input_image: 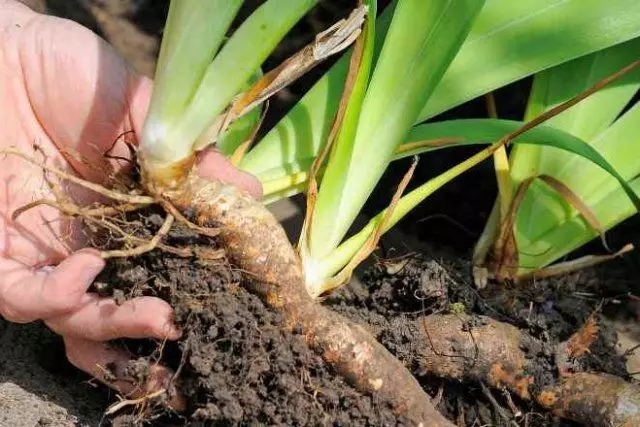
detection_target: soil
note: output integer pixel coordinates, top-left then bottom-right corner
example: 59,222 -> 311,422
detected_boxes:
92,210 -> 402,426
0,320 -> 107,427
3,1 -> 640,426
329,256 -> 630,426
88,208 -> 629,426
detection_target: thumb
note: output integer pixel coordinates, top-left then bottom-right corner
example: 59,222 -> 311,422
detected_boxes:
197,149 -> 263,200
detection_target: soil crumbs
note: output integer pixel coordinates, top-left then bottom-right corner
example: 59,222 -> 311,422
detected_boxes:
328,255 -> 629,427
98,212 -> 400,426
96,210 -> 632,427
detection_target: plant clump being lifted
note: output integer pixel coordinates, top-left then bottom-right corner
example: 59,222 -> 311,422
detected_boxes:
5,0 -> 640,425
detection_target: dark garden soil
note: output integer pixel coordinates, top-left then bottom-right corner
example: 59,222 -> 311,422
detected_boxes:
95,209 -> 403,426
91,206 -> 631,426
331,257 -> 631,427
3,1 -> 640,426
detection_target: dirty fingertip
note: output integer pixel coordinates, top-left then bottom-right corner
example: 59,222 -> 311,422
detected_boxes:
148,365 -> 187,411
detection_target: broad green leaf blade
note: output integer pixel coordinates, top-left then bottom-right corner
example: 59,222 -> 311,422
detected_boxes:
539,41 -> 640,144
418,0 -> 640,121
308,0 -> 485,261
242,0 -> 640,181
511,38 -> 640,186
319,115 -> 640,278
142,0 -> 242,151
398,119 -> 640,210
515,100 -> 640,246
401,114 -> 640,274
564,103 -> 640,209
240,4 -> 397,178
505,41 -> 640,245
518,176 -> 640,272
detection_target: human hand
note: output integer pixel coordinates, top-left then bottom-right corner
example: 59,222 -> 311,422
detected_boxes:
0,0 -> 261,408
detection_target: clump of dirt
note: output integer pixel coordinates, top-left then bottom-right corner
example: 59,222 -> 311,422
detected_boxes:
356,256 -> 625,374
96,210 -> 402,426
326,255 -> 630,426
92,206 -> 631,426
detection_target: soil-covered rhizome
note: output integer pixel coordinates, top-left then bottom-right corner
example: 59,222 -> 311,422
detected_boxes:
90,204 -> 636,426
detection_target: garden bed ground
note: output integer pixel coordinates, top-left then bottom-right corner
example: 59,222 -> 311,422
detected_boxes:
3,206 -> 637,426
2,1 -> 640,426
95,208 -> 633,426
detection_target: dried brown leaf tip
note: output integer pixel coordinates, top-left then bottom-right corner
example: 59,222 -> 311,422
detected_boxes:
227,4 -> 368,124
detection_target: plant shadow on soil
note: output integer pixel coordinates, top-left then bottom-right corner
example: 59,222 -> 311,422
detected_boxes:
90,205 -> 633,427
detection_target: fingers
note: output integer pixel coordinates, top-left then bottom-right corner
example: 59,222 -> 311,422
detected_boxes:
63,336 -> 186,411
0,249 -> 104,323
197,149 -> 263,200
45,293 -> 181,342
